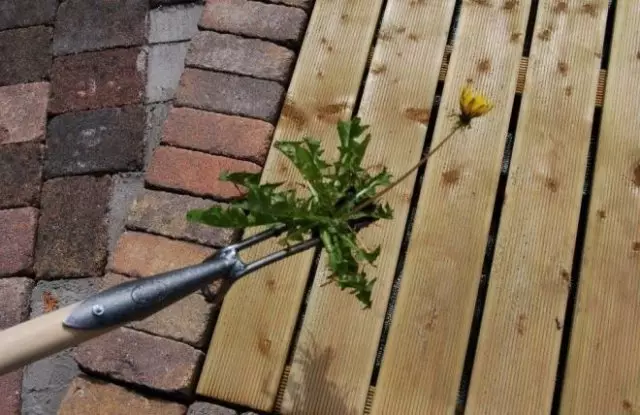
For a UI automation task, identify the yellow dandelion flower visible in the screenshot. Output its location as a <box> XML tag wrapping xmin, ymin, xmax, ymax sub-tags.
<box><xmin>458</xmin><ymin>84</ymin><xmax>493</xmax><ymax>126</ymax></box>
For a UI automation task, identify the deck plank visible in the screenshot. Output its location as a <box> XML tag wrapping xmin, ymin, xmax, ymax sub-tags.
<box><xmin>369</xmin><ymin>1</ymin><xmax>533</xmax><ymax>413</ymax></box>
<box><xmin>195</xmin><ymin>1</ymin><xmax>385</xmax><ymax>410</ymax></box>
<box><xmin>465</xmin><ymin>1</ymin><xmax>610</xmax><ymax>413</ymax></box>
<box><xmin>278</xmin><ymin>2</ymin><xmax>457</xmax><ymax>414</ymax></box>
<box><xmin>560</xmin><ymin>2</ymin><xmax>640</xmax><ymax>412</ymax></box>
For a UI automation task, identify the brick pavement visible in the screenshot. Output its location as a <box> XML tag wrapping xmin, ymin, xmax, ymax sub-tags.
<box><xmin>0</xmin><ymin>0</ymin><xmax>313</xmax><ymax>413</ymax></box>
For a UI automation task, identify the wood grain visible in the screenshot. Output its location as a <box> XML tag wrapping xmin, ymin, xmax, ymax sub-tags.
<box><xmin>369</xmin><ymin>1</ymin><xmax>533</xmax><ymax>413</ymax></box>
<box><xmin>195</xmin><ymin>1</ymin><xmax>385</xmax><ymax>410</ymax></box>
<box><xmin>465</xmin><ymin>1</ymin><xmax>610</xmax><ymax>412</ymax></box>
<box><xmin>560</xmin><ymin>2</ymin><xmax>640</xmax><ymax>412</ymax></box>
<box><xmin>278</xmin><ymin>1</ymin><xmax>457</xmax><ymax>414</ymax></box>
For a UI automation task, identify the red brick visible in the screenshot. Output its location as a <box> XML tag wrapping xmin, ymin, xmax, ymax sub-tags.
<box><xmin>53</xmin><ymin>0</ymin><xmax>147</xmax><ymax>55</ymax></box>
<box><xmin>0</xmin><ymin>370</ymin><xmax>22</xmax><ymax>414</ymax></box>
<box><xmin>35</xmin><ymin>176</ymin><xmax>111</xmax><ymax>279</ymax></box>
<box><xmin>0</xmin><ymin>26</ymin><xmax>52</xmax><ymax>86</ymax></box>
<box><xmin>0</xmin><ymin>208</ymin><xmax>38</xmax><ymax>276</ymax></box>
<box><xmin>146</xmin><ymin>146</ymin><xmax>262</xmax><ymax>200</ymax></box>
<box><xmin>0</xmin><ymin>142</ymin><xmax>42</xmax><ymax>208</ymax></box>
<box><xmin>75</xmin><ymin>327</ymin><xmax>204</xmax><ymax>396</ymax></box>
<box><xmin>0</xmin><ymin>0</ymin><xmax>57</xmax><ymax>30</ymax></box>
<box><xmin>162</xmin><ymin>107</ymin><xmax>273</xmax><ymax>164</ymax></box>
<box><xmin>109</xmin><ymin>231</ymin><xmax>213</xmax><ymax>278</ymax></box>
<box><xmin>59</xmin><ymin>376</ymin><xmax>186</xmax><ymax>415</ymax></box>
<box><xmin>177</xmin><ymin>68</ymin><xmax>284</xmax><ymax>122</ymax></box>
<box><xmin>45</xmin><ymin>106</ymin><xmax>145</xmax><ymax>177</ymax></box>
<box><xmin>0</xmin><ymin>277</ymin><xmax>34</xmax><ymax>328</ymax></box>
<box><xmin>127</xmin><ymin>189</ymin><xmax>239</xmax><ymax>247</ymax></box>
<box><xmin>200</xmin><ymin>0</ymin><xmax>308</xmax><ymax>43</ymax></box>
<box><xmin>186</xmin><ymin>31</ymin><xmax>295</xmax><ymax>82</ymax></box>
<box><xmin>0</xmin><ymin>82</ymin><xmax>49</xmax><ymax>145</ymax></box>
<box><xmin>102</xmin><ymin>273</ymin><xmax>214</xmax><ymax>347</ymax></box>
<box><xmin>49</xmin><ymin>48</ymin><xmax>145</xmax><ymax>114</ymax></box>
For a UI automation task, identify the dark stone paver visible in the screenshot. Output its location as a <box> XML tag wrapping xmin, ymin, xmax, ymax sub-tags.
<box><xmin>0</xmin><ymin>0</ymin><xmax>57</xmax><ymax>30</ymax></box>
<box><xmin>186</xmin><ymin>31</ymin><xmax>295</xmax><ymax>82</ymax></box>
<box><xmin>200</xmin><ymin>0</ymin><xmax>308</xmax><ymax>44</ymax></box>
<box><xmin>0</xmin><ymin>277</ymin><xmax>33</xmax><ymax>329</ymax></box>
<box><xmin>53</xmin><ymin>0</ymin><xmax>147</xmax><ymax>55</ymax></box>
<box><xmin>102</xmin><ymin>273</ymin><xmax>215</xmax><ymax>348</ymax></box>
<box><xmin>0</xmin><ymin>142</ymin><xmax>42</xmax><ymax>209</ymax></box>
<box><xmin>0</xmin><ymin>207</ymin><xmax>38</xmax><ymax>277</ymax></box>
<box><xmin>23</xmin><ymin>278</ymin><xmax>100</xmax><ymax>415</ymax></box>
<box><xmin>149</xmin><ymin>3</ymin><xmax>202</xmax><ymax>44</ymax></box>
<box><xmin>45</xmin><ymin>106</ymin><xmax>145</xmax><ymax>178</ymax></box>
<box><xmin>0</xmin><ymin>26</ymin><xmax>52</xmax><ymax>86</ymax></box>
<box><xmin>0</xmin><ymin>82</ymin><xmax>49</xmax><ymax>145</ymax></box>
<box><xmin>34</xmin><ymin>176</ymin><xmax>111</xmax><ymax>279</ymax></box>
<box><xmin>59</xmin><ymin>376</ymin><xmax>186</xmax><ymax>415</ymax></box>
<box><xmin>176</xmin><ymin>68</ymin><xmax>284</xmax><ymax>122</ymax></box>
<box><xmin>162</xmin><ymin>107</ymin><xmax>273</xmax><ymax>165</ymax></box>
<box><xmin>49</xmin><ymin>48</ymin><xmax>145</xmax><ymax>114</ymax></box>
<box><xmin>188</xmin><ymin>401</ymin><xmax>238</xmax><ymax>415</ymax></box>
<box><xmin>146</xmin><ymin>146</ymin><xmax>262</xmax><ymax>200</ymax></box>
<box><xmin>109</xmin><ymin>231</ymin><xmax>213</xmax><ymax>278</ymax></box>
<box><xmin>127</xmin><ymin>189</ymin><xmax>239</xmax><ymax>247</ymax></box>
<box><xmin>75</xmin><ymin>327</ymin><xmax>204</xmax><ymax>396</ymax></box>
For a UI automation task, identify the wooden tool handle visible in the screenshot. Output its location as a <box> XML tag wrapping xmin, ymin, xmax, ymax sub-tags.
<box><xmin>0</xmin><ymin>303</ymin><xmax>114</xmax><ymax>375</ymax></box>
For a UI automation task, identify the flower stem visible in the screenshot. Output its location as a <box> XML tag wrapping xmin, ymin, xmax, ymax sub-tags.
<box><xmin>353</xmin><ymin>123</ymin><xmax>464</xmax><ymax>213</ymax></box>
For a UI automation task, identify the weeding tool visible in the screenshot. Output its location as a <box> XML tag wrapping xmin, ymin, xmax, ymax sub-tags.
<box><xmin>0</xmin><ymin>217</ymin><xmax>375</xmax><ymax>376</ymax></box>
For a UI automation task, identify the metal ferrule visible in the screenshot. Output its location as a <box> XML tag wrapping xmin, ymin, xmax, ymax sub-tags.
<box><xmin>62</xmin><ymin>247</ymin><xmax>244</xmax><ymax>330</ymax></box>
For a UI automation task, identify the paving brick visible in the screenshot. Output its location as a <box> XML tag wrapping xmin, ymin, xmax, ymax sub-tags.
<box><xmin>176</xmin><ymin>68</ymin><xmax>284</xmax><ymax>122</ymax></box>
<box><xmin>0</xmin><ymin>277</ymin><xmax>33</xmax><ymax>328</ymax></box>
<box><xmin>49</xmin><ymin>48</ymin><xmax>145</xmax><ymax>114</ymax></box>
<box><xmin>146</xmin><ymin>146</ymin><xmax>262</xmax><ymax>199</ymax></box>
<box><xmin>127</xmin><ymin>189</ymin><xmax>239</xmax><ymax>247</ymax></box>
<box><xmin>0</xmin><ymin>276</ymin><xmax>33</xmax><ymax>411</ymax></box>
<box><xmin>149</xmin><ymin>3</ymin><xmax>202</xmax><ymax>43</ymax></box>
<box><xmin>45</xmin><ymin>106</ymin><xmax>145</xmax><ymax>178</ymax></box>
<box><xmin>35</xmin><ymin>176</ymin><xmax>111</xmax><ymax>279</ymax></box>
<box><xmin>23</xmin><ymin>278</ymin><xmax>100</xmax><ymax>415</ymax></box>
<box><xmin>146</xmin><ymin>42</ymin><xmax>189</xmax><ymax>103</ymax></box>
<box><xmin>188</xmin><ymin>401</ymin><xmax>237</xmax><ymax>415</ymax></box>
<box><xmin>144</xmin><ymin>103</ymin><xmax>172</xmax><ymax>166</ymax></box>
<box><xmin>75</xmin><ymin>327</ymin><xmax>204</xmax><ymax>396</ymax></box>
<box><xmin>102</xmin><ymin>273</ymin><xmax>215</xmax><ymax>347</ymax></box>
<box><xmin>0</xmin><ymin>0</ymin><xmax>57</xmax><ymax>30</ymax></box>
<box><xmin>200</xmin><ymin>0</ymin><xmax>308</xmax><ymax>44</ymax></box>
<box><xmin>0</xmin><ymin>208</ymin><xmax>38</xmax><ymax>277</ymax></box>
<box><xmin>164</xmin><ymin>107</ymin><xmax>273</xmax><ymax>165</ymax></box>
<box><xmin>59</xmin><ymin>376</ymin><xmax>186</xmax><ymax>415</ymax></box>
<box><xmin>108</xmin><ymin>173</ymin><xmax>145</xmax><ymax>253</ymax></box>
<box><xmin>187</xmin><ymin>31</ymin><xmax>295</xmax><ymax>82</ymax></box>
<box><xmin>0</xmin><ymin>142</ymin><xmax>42</xmax><ymax>209</ymax></box>
<box><xmin>53</xmin><ymin>0</ymin><xmax>147</xmax><ymax>55</ymax></box>
<box><xmin>109</xmin><ymin>231</ymin><xmax>213</xmax><ymax>278</ymax></box>
<box><xmin>0</xmin><ymin>26</ymin><xmax>52</xmax><ymax>86</ymax></box>
<box><xmin>0</xmin><ymin>82</ymin><xmax>49</xmax><ymax>145</ymax></box>
<box><xmin>0</xmin><ymin>370</ymin><xmax>22</xmax><ymax>414</ymax></box>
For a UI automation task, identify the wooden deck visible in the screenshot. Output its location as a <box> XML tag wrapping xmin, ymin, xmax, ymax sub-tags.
<box><xmin>196</xmin><ymin>1</ymin><xmax>640</xmax><ymax>413</ymax></box>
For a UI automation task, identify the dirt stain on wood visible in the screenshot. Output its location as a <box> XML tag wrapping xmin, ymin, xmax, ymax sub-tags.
<box><xmin>582</xmin><ymin>2</ymin><xmax>599</xmax><ymax>17</ymax></box>
<box><xmin>517</xmin><ymin>314</ymin><xmax>527</xmax><ymax>335</ymax></box>
<box><xmin>538</xmin><ymin>26</ymin><xmax>553</xmax><ymax>41</ymax></box>
<box><xmin>632</xmin><ymin>242</ymin><xmax>640</xmax><ymax>252</ymax></box>
<box><xmin>510</xmin><ymin>32</ymin><xmax>523</xmax><ymax>43</ymax></box>
<box><xmin>477</xmin><ymin>58</ymin><xmax>491</xmax><ymax>73</ymax></box>
<box><xmin>596</xmin><ymin>209</ymin><xmax>606</xmax><ymax>219</ymax></box>
<box><xmin>407</xmin><ymin>32</ymin><xmax>419</xmax><ymax>41</ymax></box>
<box><xmin>503</xmin><ymin>0</ymin><xmax>518</xmax><ymax>10</ymax></box>
<box><xmin>442</xmin><ymin>169</ymin><xmax>460</xmax><ymax>186</ymax></box>
<box><xmin>316</xmin><ymin>103</ymin><xmax>348</xmax><ymax>123</ymax></box>
<box><xmin>560</xmin><ymin>269</ymin><xmax>571</xmax><ymax>283</ymax></box>
<box><xmin>545</xmin><ymin>177</ymin><xmax>559</xmax><ymax>192</ymax></box>
<box><xmin>371</xmin><ymin>63</ymin><xmax>387</xmax><ymax>74</ymax></box>
<box><xmin>554</xmin><ymin>1</ymin><xmax>568</xmax><ymax>13</ymax></box>
<box><xmin>633</xmin><ymin>162</ymin><xmax>640</xmax><ymax>186</ymax></box>
<box><xmin>404</xmin><ymin>107</ymin><xmax>430</xmax><ymax>124</ymax></box>
<box><xmin>564</xmin><ymin>86</ymin><xmax>573</xmax><ymax>96</ymax></box>
<box><xmin>558</xmin><ymin>61</ymin><xmax>569</xmax><ymax>76</ymax></box>
<box><xmin>281</xmin><ymin>99</ymin><xmax>306</xmax><ymax>128</ymax></box>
